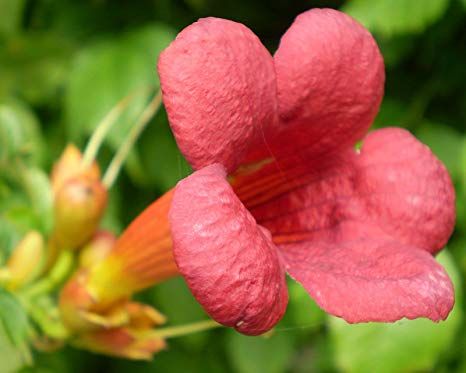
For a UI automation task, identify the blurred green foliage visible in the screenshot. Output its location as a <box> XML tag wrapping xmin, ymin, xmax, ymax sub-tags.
<box><xmin>0</xmin><ymin>0</ymin><xmax>465</xmax><ymax>372</ymax></box>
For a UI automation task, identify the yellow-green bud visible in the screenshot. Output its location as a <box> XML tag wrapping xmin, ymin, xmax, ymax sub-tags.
<box><xmin>6</xmin><ymin>230</ymin><xmax>44</xmax><ymax>290</ymax></box>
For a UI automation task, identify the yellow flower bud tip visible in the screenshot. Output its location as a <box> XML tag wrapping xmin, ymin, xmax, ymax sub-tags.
<box><xmin>53</xmin><ymin>176</ymin><xmax>108</xmax><ymax>250</ymax></box>
<box><xmin>79</xmin><ymin>230</ymin><xmax>117</xmax><ymax>269</ymax></box>
<box><xmin>51</xmin><ymin>144</ymin><xmax>100</xmax><ymax>194</ymax></box>
<box><xmin>73</xmin><ymin>327</ymin><xmax>166</xmax><ymax>360</ymax></box>
<box><xmin>6</xmin><ymin>230</ymin><xmax>44</xmax><ymax>290</ymax></box>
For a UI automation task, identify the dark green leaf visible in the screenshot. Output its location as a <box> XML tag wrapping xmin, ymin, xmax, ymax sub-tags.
<box><xmin>137</xmin><ymin>113</ymin><xmax>191</xmax><ymax>190</ymax></box>
<box><xmin>372</xmin><ymin>98</ymin><xmax>407</xmax><ymax>129</ymax></box>
<box><xmin>415</xmin><ymin>122</ymin><xmax>463</xmax><ymax>180</ymax></box>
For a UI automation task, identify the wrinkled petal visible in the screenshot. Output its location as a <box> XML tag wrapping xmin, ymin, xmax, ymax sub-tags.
<box><xmin>234</xmin><ymin>128</ymin><xmax>455</xmax><ymax>254</ymax></box>
<box><xmin>233</xmin><ymin>127</ymin><xmax>455</xmax><ymax>321</ymax></box>
<box><xmin>273</xmin><ymin>8</ymin><xmax>384</xmax><ymax>158</ymax></box>
<box><xmin>158</xmin><ymin>18</ymin><xmax>278</xmax><ymax>173</ymax></box>
<box><xmin>281</xmin><ymin>238</ymin><xmax>454</xmax><ymax>323</ymax></box>
<box><xmin>358</xmin><ymin>128</ymin><xmax>456</xmax><ymax>254</ymax></box>
<box><xmin>169</xmin><ymin>164</ymin><xmax>288</xmax><ymax>335</ymax></box>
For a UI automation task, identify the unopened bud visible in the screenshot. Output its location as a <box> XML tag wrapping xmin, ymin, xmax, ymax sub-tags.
<box><xmin>6</xmin><ymin>231</ymin><xmax>44</xmax><ymax>290</ymax></box>
<box><xmin>51</xmin><ymin>144</ymin><xmax>100</xmax><ymax>195</ymax></box>
<box><xmin>53</xmin><ymin>176</ymin><xmax>107</xmax><ymax>250</ymax></box>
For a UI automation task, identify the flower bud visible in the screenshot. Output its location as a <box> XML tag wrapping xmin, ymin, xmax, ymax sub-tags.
<box><xmin>52</xmin><ymin>176</ymin><xmax>107</xmax><ymax>250</ymax></box>
<box><xmin>51</xmin><ymin>144</ymin><xmax>100</xmax><ymax>194</ymax></box>
<box><xmin>6</xmin><ymin>230</ymin><xmax>44</xmax><ymax>290</ymax></box>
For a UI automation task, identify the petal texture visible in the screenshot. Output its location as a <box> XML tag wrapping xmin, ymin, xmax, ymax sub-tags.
<box><xmin>273</xmin><ymin>8</ymin><xmax>384</xmax><ymax>157</ymax></box>
<box><xmin>232</xmin><ymin>128</ymin><xmax>455</xmax><ymax>321</ymax></box>
<box><xmin>234</xmin><ymin>128</ymin><xmax>455</xmax><ymax>254</ymax></box>
<box><xmin>358</xmin><ymin>128</ymin><xmax>456</xmax><ymax>254</ymax></box>
<box><xmin>158</xmin><ymin>18</ymin><xmax>278</xmax><ymax>173</ymax></box>
<box><xmin>169</xmin><ymin>164</ymin><xmax>288</xmax><ymax>335</ymax></box>
<box><xmin>281</xmin><ymin>238</ymin><xmax>454</xmax><ymax>323</ymax></box>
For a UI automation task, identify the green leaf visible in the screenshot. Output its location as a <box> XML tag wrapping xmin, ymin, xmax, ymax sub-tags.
<box><xmin>375</xmin><ymin>35</ymin><xmax>415</xmax><ymax>67</ymax></box>
<box><xmin>0</xmin><ymin>0</ymin><xmax>25</xmax><ymax>38</ymax></box>
<box><xmin>329</xmin><ymin>250</ymin><xmax>462</xmax><ymax>373</ymax></box>
<box><xmin>0</xmin><ymin>98</ymin><xmax>44</xmax><ymax>169</ymax></box>
<box><xmin>20</xmin><ymin>168</ymin><xmax>53</xmax><ymax>234</ymax></box>
<box><xmin>226</xmin><ymin>330</ymin><xmax>295</xmax><ymax>373</ymax></box>
<box><xmin>282</xmin><ymin>280</ymin><xmax>325</xmax><ymax>332</ymax></box>
<box><xmin>148</xmin><ymin>277</ymin><xmax>209</xmax><ymax>349</ymax></box>
<box><xmin>0</xmin><ymin>33</ymin><xmax>73</xmax><ymax>105</ymax></box>
<box><xmin>0</xmin><ymin>218</ymin><xmax>21</xmax><ymax>261</ymax></box>
<box><xmin>372</xmin><ymin>98</ymin><xmax>406</xmax><ymax>129</ymax></box>
<box><xmin>137</xmin><ymin>113</ymin><xmax>191</xmax><ymax>190</ymax></box>
<box><xmin>0</xmin><ymin>166</ymin><xmax>53</xmax><ymax>235</ymax></box>
<box><xmin>0</xmin><ymin>289</ymin><xmax>30</xmax><ymax>347</ymax></box>
<box><xmin>415</xmin><ymin>122</ymin><xmax>464</xmax><ymax>181</ymax></box>
<box><xmin>461</xmin><ymin>137</ymin><xmax>466</xmax><ymax>191</ymax></box>
<box><xmin>343</xmin><ymin>0</ymin><xmax>449</xmax><ymax>36</ymax></box>
<box><xmin>65</xmin><ymin>24</ymin><xmax>175</xmax><ymax>185</ymax></box>
<box><xmin>0</xmin><ymin>327</ymin><xmax>29</xmax><ymax>373</ymax></box>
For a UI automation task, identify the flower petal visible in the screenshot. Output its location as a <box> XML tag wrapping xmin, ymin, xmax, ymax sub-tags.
<box><xmin>273</xmin><ymin>8</ymin><xmax>384</xmax><ymax>157</ymax></box>
<box><xmin>158</xmin><ymin>18</ymin><xmax>278</xmax><ymax>173</ymax></box>
<box><xmin>281</xmin><ymin>238</ymin><xmax>454</xmax><ymax>323</ymax></box>
<box><xmin>358</xmin><ymin>128</ymin><xmax>456</xmax><ymax>254</ymax></box>
<box><xmin>233</xmin><ymin>128</ymin><xmax>455</xmax><ymax>255</ymax></box>
<box><xmin>169</xmin><ymin>164</ymin><xmax>288</xmax><ymax>335</ymax></box>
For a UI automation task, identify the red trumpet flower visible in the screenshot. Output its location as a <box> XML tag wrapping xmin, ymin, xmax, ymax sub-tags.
<box><xmin>159</xmin><ymin>8</ymin><xmax>455</xmax><ymax>335</ymax></box>
<box><xmin>71</xmin><ymin>8</ymin><xmax>455</xmax><ymax>338</ymax></box>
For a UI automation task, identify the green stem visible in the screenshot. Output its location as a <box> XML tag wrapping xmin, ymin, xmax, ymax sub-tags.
<box><xmin>82</xmin><ymin>86</ymin><xmax>151</xmax><ymax>167</ymax></box>
<box><xmin>20</xmin><ymin>250</ymin><xmax>74</xmax><ymax>299</ymax></box>
<box><xmin>150</xmin><ymin>319</ymin><xmax>221</xmax><ymax>339</ymax></box>
<box><xmin>102</xmin><ymin>90</ymin><xmax>163</xmax><ymax>188</ymax></box>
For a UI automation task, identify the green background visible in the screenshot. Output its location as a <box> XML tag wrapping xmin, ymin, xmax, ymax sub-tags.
<box><xmin>1</xmin><ymin>0</ymin><xmax>465</xmax><ymax>372</ymax></box>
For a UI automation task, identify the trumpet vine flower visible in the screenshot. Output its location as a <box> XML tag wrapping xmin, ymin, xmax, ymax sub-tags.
<box><xmin>159</xmin><ymin>8</ymin><xmax>456</xmax><ymax>335</ymax></box>
<box><xmin>70</xmin><ymin>8</ymin><xmax>455</xmax><ymax>338</ymax></box>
